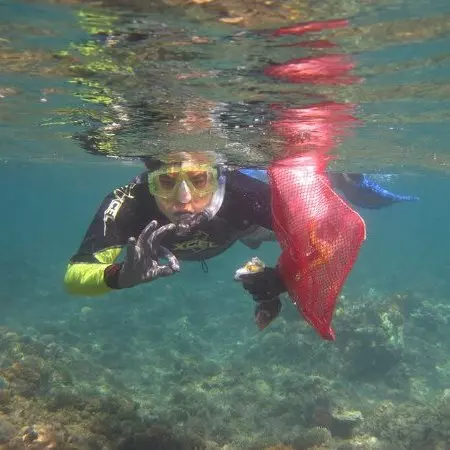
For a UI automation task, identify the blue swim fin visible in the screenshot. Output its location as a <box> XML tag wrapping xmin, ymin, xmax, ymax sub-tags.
<box><xmin>239</xmin><ymin>169</ymin><xmax>418</xmax><ymax>209</ymax></box>
<box><xmin>328</xmin><ymin>173</ymin><xmax>419</xmax><ymax>209</ymax></box>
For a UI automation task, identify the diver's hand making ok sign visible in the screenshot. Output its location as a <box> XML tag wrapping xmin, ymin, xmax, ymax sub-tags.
<box><xmin>117</xmin><ymin>220</ymin><xmax>180</xmax><ymax>288</ymax></box>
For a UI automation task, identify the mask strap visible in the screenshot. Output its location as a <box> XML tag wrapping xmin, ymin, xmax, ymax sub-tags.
<box><xmin>203</xmin><ymin>169</ymin><xmax>226</xmax><ymax>220</ymax></box>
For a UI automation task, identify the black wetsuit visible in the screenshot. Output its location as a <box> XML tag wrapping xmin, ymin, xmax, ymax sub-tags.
<box><xmin>64</xmin><ymin>168</ymin><xmax>415</xmax><ymax>296</ymax></box>
<box><xmin>64</xmin><ymin>170</ymin><xmax>272</xmax><ymax>295</ymax></box>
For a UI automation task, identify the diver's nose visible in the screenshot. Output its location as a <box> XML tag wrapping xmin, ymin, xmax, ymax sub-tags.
<box><xmin>176</xmin><ymin>180</ymin><xmax>192</xmax><ymax>204</ymax></box>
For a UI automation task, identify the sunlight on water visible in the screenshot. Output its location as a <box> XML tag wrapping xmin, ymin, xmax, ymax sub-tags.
<box><xmin>0</xmin><ymin>0</ymin><xmax>450</xmax><ymax>172</ymax></box>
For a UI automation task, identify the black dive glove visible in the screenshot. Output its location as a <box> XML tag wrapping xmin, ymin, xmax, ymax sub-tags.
<box><xmin>240</xmin><ymin>267</ymin><xmax>287</xmax><ymax>302</ymax></box>
<box><xmin>238</xmin><ymin>266</ymin><xmax>286</xmax><ymax>331</ymax></box>
<box><xmin>104</xmin><ymin>220</ymin><xmax>179</xmax><ymax>289</ymax></box>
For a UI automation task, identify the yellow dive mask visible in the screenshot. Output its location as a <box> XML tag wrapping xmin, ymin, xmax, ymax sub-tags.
<box><xmin>148</xmin><ymin>164</ymin><xmax>218</xmax><ymax>200</ymax></box>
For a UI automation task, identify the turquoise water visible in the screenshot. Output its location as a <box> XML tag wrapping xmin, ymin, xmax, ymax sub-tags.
<box><xmin>1</xmin><ymin>1</ymin><xmax>450</xmax><ymax>449</ymax></box>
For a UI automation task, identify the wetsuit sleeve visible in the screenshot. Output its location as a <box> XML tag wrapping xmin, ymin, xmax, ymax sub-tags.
<box><xmin>224</xmin><ymin>171</ymin><xmax>273</xmax><ymax>230</ymax></box>
<box><xmin>64</xmin><ymin>187</ymin><xmax>136</xmax><ymax>296</ymax></box>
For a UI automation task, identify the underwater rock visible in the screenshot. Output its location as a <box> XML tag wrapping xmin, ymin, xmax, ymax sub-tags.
<box><xmin>0</xmin><ymin>417</ymin><xmax>17</xmax><ymax>445</ymax></box>
<box><xmin>437</xmin><ymin>388</ymin><xmax>450</xmax><ymax>418</ymax></box>
<box><xmin>21</xmin><ymin>424</ymin><xmax>65</xmax><ymax>449</ymax></box>
<box><xmin>262</xmin><ymin>445</ymin><xmax>294</xmax><ymax>450</ymax></box>
<box><xmin>365</xmin><ymin>400</ymin><xmax>443</xmax><ymax>449</ymax></box>
<box><xmin>80</xmin><ymin>306</ymin><xmax>92</xmax><ymax>315</ymax></box>
<box><xmin>309</xmin><ymin>399</ymin><xmax>363</xmax><ymax>439</ymax></box>
<box><xmin>309</xmin><ymin>396</ymin><xmax>334</xmax><ymax>429</ymax></box>
<box><xmin>66</xmin><ymin>431</ymin><xmax>107</xmax><ymax>450</ymax></box>
<box><xmin>335</xmin><ymin>294</ymin><xmax>409</xmax><ymax>382</ymax></box>
<box><xmin>204</xmin><ymin>440</ymin><xmax>221</xmax><ymax>450</ymax></box>
<box><xmin>341</xmin><ymin>326</ymin><xmax>403</xmax><ymax>380</ymax></box>
<box><xmin>260</xmin><ymin>331</ymin><xmax>285</xmax><ymax>349</ymax></box>
<box><xmin>0</xmin><ymin>87</ymin><xmax>20</xmax><ymax>98</ymax></box>
<box><xmin>45</xmin><ymin>388</ymin><xmax>84</xmax><ymax>412</ymax></box>
<box><xmin>0</xmin><ymin>389</ymin><xmax>12</xmax><ymax>406</ymax></box>
<box><xmin>183</xmin><ymin>431</ymin><xmax>207</xmax><ymax>450</ymax></box>
<box><xmin>379</xmin><ymin>305</ymin><xmax>404</xmax><ymax>349</ymax></box>
<box><xmin>116</xmin><ymin>424</ymin><xmax>180</xmax><ymax>450</ymax></box>
<box><xmin>330</xmin><ymin>410</ymin><xmax>364</xmax><ymax>438</ymax></box>
<box><xmin>336</xmin><ymin>435</ymin><xmax>381</xmax><ymax>450</ymax></box>
<box><xmin>293</xmin><ymin>426</ymin><xmax>332</xmax><ymax>449</ymax></box>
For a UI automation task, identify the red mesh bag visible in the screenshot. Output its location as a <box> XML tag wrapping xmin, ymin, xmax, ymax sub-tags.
<box><xmin>271</xmin><ymin>19</ymin><xmax>349</xmax><ymax>36</ymax></box>
<box><xmin>271</xmin><ymin>102</ymin><xmax>360</xmax><ymax>156</ymax></box>
<box><xmin>268</xmin><ymin>155</ymin><xmax>366</xmax><ymax>340</ymax></box>
<box><xmin>265</xmin><ymin>20</ymin><xmax>365</xmax><ymax>339</ymax></box>
<box><xmin>264</xmin><ymin>54</ymin><xmax>361</xmax><ymax>85</ymax></box>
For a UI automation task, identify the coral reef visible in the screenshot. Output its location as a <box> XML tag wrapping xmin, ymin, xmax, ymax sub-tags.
<box><xmin>263</xmin><ymin>445</ymin><xmax>294</xmax><ymax>450</ymax></box>
<box><xmin>293</xmin><ymin>426</ymin><xmax>332</xmax><ymax>449</ymax></box>
<box><xmin>0</xmin><ymin>284</ymin><xmax>448</xmax><ymax>449</ymax></box>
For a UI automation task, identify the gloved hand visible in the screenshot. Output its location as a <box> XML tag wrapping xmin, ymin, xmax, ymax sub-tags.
<box><xmin>254</xmin><ymin>298</ymin><xmax>282</xmax><ymax>331</ymax></box>
<box><xmin>114</xmin><ymin>220</ymin><xmax>180</xmax><ymax>289</ymax></box>
<box><xmin>240</xmin><ymin>267</ymin><xmax>287</xmax><ymax>302</ymax></box>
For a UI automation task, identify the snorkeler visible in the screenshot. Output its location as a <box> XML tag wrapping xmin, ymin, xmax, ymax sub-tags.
<box><xmin>64</xmin><ymin>151</ymin><xmax>417</xmax><ymax>330</ymax></box>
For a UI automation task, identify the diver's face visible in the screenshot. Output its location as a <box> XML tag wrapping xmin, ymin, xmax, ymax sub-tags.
<box><xmin>148</xmin><ymin>157</ymin><xmax>219</xmax><ymax>223</ymax></box>
<box><xmin>155</xmin><ymin>188</ymin><xmax>214</xmax><ymax>222</ymax></box>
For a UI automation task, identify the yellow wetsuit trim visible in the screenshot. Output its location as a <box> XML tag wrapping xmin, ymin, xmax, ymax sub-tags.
<box><xmin>64</xmin><ymin>247</ymin><xmax>123</xmax><ymax>296</ymax></box>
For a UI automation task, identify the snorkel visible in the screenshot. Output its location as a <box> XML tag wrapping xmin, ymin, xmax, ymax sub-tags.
<box><xmin>144</xmin><ymin>153</ymin><xmax>227</xmax><ymax>235</ymax></box>
<box><xmin>174</xmin><ymin>165</ymin><xmax>226</xmax><ymax>235</ymax></box>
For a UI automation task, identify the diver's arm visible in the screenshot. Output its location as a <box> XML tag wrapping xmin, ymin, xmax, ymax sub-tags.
<box><xmin>226</xmin><ymin>170</ymin><xmax>274</xmax><ymax>230</ymax></box>
<box><xmin>64</xmin><ymin>189</ymin><xmax>133</xmax><ymax>296</ymax></box>
<box><xmin>64</xmin><ymin>247</ymin><xmax>123</xmax><ymax>296</ymax></box>
<box><xmin>239</xmin><ymin>226</ymin><xmax>276</xmax><ymax>249</ymax></box>
<box><xmin>64</xmin><ymin>182</ymin><xmax>179</xmax><ymax>296</ymax></box>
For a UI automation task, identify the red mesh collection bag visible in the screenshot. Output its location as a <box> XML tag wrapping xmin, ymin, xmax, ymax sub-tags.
<box><xmin>271</xmin><ymin>19</ymin><xmax>349</xmax><ymax>36</ymax></box>
<box><xmin>270</xmin><ymin>102</ymin><xmax>361</xmax><ymax>156</ymax></box>
<box><xmin>268</xmin><ymin>155</ymin><xmax>366</xmax><ymax>340</ymax></box>
<box><xmin>264</xmin><ymin>54</ymin><xmax>361</xmax><ymax>85</ymax></box>
<box><xmin>264</xmin><ymin>20</ymin><xmax>365</xmax><ymax>339</ymax></box>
